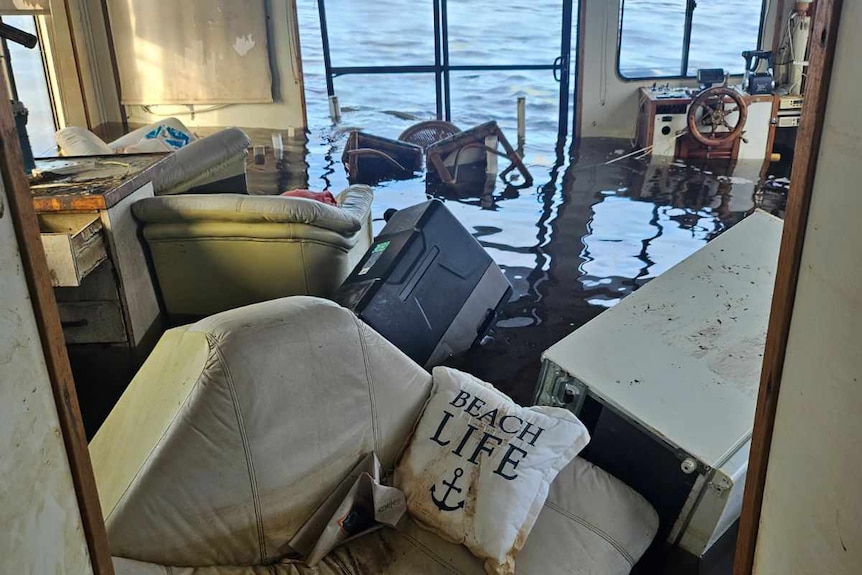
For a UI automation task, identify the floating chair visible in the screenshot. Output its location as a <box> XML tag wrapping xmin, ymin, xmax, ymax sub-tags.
<box><xmin>342</xmin><ymin>131</ymin><xmax>423</xmax><ymax>184</ymax></box>
<box><xmin>425</xmin><ymin>121</ymin><xmax>533</xmax><ymax>186</ymax></box>
<box><xmin>398</xmin><ymin>120</ymin><xmax>461</xmax><ymax>150</ymax></box>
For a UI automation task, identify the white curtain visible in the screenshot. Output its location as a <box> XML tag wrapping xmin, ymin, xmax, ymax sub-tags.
<box><xmin>106</xmin><ymin>0</ymin><xmax>273</xmax><ymax>105</ymax></box>
<box><xmin>0</xmin><ymin>0</ymin><xmax>49</xmax><ymax>14</ymax></box>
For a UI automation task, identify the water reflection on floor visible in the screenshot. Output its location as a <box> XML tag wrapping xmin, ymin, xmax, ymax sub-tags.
<box><xmin>240</xmin><ymin>129</ymin><xmax>788</xmax><ymax>405</ymax></box>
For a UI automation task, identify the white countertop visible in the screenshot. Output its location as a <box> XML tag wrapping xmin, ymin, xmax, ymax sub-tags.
<box><xmin>543</xmin><ymin>210</ymin><xmax>783</xmax><ymax>467</ymax></box>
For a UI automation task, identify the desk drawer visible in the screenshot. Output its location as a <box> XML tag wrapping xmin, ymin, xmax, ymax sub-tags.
<box><xmin>58</xmin><ymin>301</ymin><xmax>127</xmax><ymax>344</ymax></box>
<box><xmin>38</xmin><ymin>213</ymin><xmax>107</xmax><ymax>287</ymax></box>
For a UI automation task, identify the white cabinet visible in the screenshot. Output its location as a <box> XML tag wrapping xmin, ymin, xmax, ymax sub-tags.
<box><xmin>535</xmin><ymin>210</ymin><xmax>783</xmax><ymax>557</ymax></box>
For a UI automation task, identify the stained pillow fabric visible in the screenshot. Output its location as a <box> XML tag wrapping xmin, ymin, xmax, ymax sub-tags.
<box><xmin>396</xmin><ymin>367</ymin><xmax>590</xmax><ymax>575</ymax></box>
<box><xmin>280</xmin><ymin>189</ymin><xmax>338</xmax><ymax>206</ymax></box>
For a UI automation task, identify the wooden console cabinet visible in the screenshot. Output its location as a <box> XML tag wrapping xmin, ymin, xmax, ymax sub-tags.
<box><xmin>31</xmin><ymin>154</ymin><xmax>170</xmax><ymax>434</ymax></box>
<box><xmin>636</xmin><ymin>87</ymin><xmax>778</xmax><ymax>160</ymax></box>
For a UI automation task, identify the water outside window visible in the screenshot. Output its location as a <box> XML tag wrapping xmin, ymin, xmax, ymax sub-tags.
<box><xmin>618</xmin><ymin>0</ymin><xmax>687</xmax><ymax>78</ymax></box>
<box><xmin>298</xmin><ymin>0</ymin><xmax>575</xmax><ymax>193</ymax></box>
<box><xmin>446</xmin><ymin>2</ymin><xmax>562</xmax><ymax>66</ymax></box>
<box><xmin>3</xmin><ymin>15</ymin><xmax>55</xmax><ymax>156</ymax></box>
<box><xmin>687</xmin><ymin>0</ymin><xmax>763</xmax><ymax>75</ymax></box>
<box><xmin>618</xmin><ymin>0</ymin><xmax>765</xmax><ymax>78</ymax></box>
<box><xmin>322</xmin><ymin>1</ymin><xmax>435</xmax><ymax>67</ymax></box>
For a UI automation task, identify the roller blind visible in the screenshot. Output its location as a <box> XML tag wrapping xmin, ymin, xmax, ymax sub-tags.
<box><xmin>106</xmin><ymin>0</ymin><xmax>273</xmax><ymax>105</ymax></box>
<box><xmin>0</xmin><ymin>0</ymin><xmax>49</xmax><ymax>14</ymax></box>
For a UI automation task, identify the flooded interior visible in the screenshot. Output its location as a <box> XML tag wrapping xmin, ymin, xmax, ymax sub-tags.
<box><xmin>236</xmin><ymin>128</ymin><xmax>789</xmax><ymax>408</ymax></box>
<box><xmin>5</xmin><ymin>0</ymin><xmax>839</xmax><ymax>572</ymax></box>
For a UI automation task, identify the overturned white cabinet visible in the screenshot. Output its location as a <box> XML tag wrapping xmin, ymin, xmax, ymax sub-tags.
<box><xmin>535</xmin><ymin>210</ymin><xmax>782</xmax><ymax>557</ymax></box>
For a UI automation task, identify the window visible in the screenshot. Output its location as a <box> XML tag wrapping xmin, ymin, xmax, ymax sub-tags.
<box><xmin>1</xmin><ymin>15</ymin><xmax>57</xmax><ymax>155</ymax></box>
<box><xmin>618</xmin><ymin>0</ymin><xmax>766</xmax><ymax>79</ymax></box>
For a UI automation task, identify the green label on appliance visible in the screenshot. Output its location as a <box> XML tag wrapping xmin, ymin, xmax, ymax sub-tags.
<box><xmin>359</xmin><ymin>241</ymin><xmax>390</xmax><ymax>275</ymax></box>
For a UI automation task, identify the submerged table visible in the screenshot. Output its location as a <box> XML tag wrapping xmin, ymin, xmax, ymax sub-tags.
<box><xmin>535</xmin><ymin>210</ymin><xmax>782</xmax><ymax>557</ymax></box>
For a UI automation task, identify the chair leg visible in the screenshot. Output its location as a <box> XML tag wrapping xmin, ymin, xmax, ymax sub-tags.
<box><xmin>494</xmin><ymin>127</ymin><xmax>533</xmax><ymax>186</ymax></box>
<box><xmin>427</xmin><ymin>151</ymin><xmax>455</xmax><ymax>184</ymax></box>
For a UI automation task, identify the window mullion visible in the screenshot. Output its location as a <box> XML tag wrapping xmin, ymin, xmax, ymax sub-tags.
<box><xmin>681</xmin><ymin>0</ymin><xmax>696</xmax><ymax>77</ymax></box>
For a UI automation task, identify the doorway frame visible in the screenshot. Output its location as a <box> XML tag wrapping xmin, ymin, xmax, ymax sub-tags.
<box><xmin>0</xmin><ymin>0</ymin><xmax>843</xmax><ymax>570</ymax></box>
<box><xmin>0</xmin><ymin>68</ymin><xmax>114</xmax><ymax>573</ymax></box>
<box><xmin>733</xmin><ymin>0</ymin><xmax>843</xmax><ymax>573</ymax></box>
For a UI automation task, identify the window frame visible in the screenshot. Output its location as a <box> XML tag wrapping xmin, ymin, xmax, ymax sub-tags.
<box><xmin>615</xmin><ymin>0</ymin><xmax>769</xmax><ymax>81</ymax></box>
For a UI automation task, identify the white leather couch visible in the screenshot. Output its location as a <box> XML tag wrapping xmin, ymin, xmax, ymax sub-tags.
<box><xmin>89</xmin><ymin>298</ymin><xmax>658</xmax><ymax>574</ymax></box>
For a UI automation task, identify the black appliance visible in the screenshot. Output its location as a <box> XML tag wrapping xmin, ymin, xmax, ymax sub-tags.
<box><xmin>335</xmin><ymin>200</ymin><xmax>512</xmax><ymax>367</ymax></box>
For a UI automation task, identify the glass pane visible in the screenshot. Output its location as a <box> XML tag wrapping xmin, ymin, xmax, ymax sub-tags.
<box><xmin>4</xmin><ymin>15</ymin><xmax>56</xmax><ymax>156</ymax></box>
<box><xmin>330</xmin><ymin>73</ymin><xmax>439</xmax><ymax>135</ymax></box>
<box><xmin>447</xmin><ymin>1</ymin><xmax>563</xmax><ymax>66</ymax></box>
<box><xmin>319</xmin><ymin>0</ymin><xmax>436</xmax><ymax>67</ymax></box>
<box><xmin>447</xmin><ymin>69</ymin><xmax>562</xmax><ymax>158</ymax></box>
<box><xmin>618</xmin><ymin>0</ymin><xmax>686</xmax><ymax>78</ymax></box>
<box><xmin>687</xmin><ymin>0</ymin><xmax>763</xmax><ymax>75</ymax></box>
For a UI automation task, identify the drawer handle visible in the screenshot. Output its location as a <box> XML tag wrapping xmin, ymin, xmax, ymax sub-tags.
<box><xmin>61</xmin><ymin>319</ymin><xmax>89</xmax><ymax>328</ymax></box>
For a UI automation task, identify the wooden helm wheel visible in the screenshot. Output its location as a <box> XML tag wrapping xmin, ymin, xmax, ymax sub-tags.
<box><xmin>686</xmin><ymin>87</ymin><xmax>748</xmax><ymax>147</ymax></box>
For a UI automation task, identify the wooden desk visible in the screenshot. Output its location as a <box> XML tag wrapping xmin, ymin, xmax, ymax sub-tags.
<box><xmin>31</xmin><ymin>154</ymin><xmax>168</xmax><ymax>355</ymax></box>
<box><xmin>31</xmin><ymin>154</ymin><xmax>172</xmax><ymax>435</ymax></box>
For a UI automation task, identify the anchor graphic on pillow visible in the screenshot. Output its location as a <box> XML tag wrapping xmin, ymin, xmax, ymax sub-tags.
<box><xmin>430</xmin><ymin>467</ymin><xmax>466</xmax><ymax>511</ymax></box>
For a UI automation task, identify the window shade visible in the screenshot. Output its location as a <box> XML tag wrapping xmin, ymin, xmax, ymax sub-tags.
<box><xmin>0</xmin><ymin>0</ymin><xmax>49</xmax><ymax>14</ymax></box>
<box><xmin>105</xmin><ymin>0</ymin><xmax>273</xmax><ymax>105</ymax></box>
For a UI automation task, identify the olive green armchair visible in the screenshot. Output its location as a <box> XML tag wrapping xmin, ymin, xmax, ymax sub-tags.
<box><xmin>132</xmin><ymin>186</ymin><xmax>374</xmax><ymax>320</ymax></box>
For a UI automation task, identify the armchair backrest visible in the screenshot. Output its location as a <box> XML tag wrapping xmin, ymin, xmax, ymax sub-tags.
<box><xmin>89</xmin><ymin>297</ymin><xmax>432</xmax><ymax>567</ymax></box>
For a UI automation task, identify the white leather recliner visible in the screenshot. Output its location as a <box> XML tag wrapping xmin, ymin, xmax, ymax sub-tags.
<box><xmin>131</xmin><ymin>188</ymin><xmax>374</xmax><ymax>319</ymax></box>
<box><xmin>89</xmin><ymin>297</ymin><xmax>658</xmax><ymax>574</ymax></box>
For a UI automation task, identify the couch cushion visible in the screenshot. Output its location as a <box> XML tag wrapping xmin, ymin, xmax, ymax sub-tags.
<box><xmin>113</xmin><ymin>457</ymin><xmax>658</xmax><ymax>575</ymax></box>
<box><xmin>91</xmin><ymin>297</ymin><xmax>433</xmax><ymax>567</ymax></box>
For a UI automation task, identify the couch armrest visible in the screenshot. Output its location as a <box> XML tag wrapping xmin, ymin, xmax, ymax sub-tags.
<box><xmin>151</xmin><ymin>128</ymin><xmax>250</xmax><ymax>196</ymax></box>
<box><xmin>336</xmin><ymin>184</ymin><xmax>374</xmax><ymax>224</ymax></box>
<box><xmin>133</xmin><ymin>185</ymin><xmax>374</xmax><ymax>236</ymax></box>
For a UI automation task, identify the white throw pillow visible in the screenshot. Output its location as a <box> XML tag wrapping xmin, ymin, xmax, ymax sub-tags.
<box><xmin>396</xmin><ymin>367</ymin><xmax>590</xmax><ymax>575</ymax></box>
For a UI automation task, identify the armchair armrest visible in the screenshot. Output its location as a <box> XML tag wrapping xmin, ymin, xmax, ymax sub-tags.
<box><xmin>336</xmin><ymin>184</ymin><xmax>374</xmax><ymax>225</ymax></box>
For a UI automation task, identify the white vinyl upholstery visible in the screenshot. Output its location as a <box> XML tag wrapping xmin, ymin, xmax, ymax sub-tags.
<box><xmin>95</xmin><ymin>298</ymin><xmax>658</xmax><ymax>574</ymax></box>
<box><xmin>91</xmin><ymin>297</ymin><xmax>432</xmax><ymax>566</ymax></box>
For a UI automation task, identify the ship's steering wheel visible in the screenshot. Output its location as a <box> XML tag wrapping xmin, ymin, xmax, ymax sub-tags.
<box><xmin>686</xmin><ymin>86</ymin><xmax>748</xmax><ymax>147</ymax></box>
